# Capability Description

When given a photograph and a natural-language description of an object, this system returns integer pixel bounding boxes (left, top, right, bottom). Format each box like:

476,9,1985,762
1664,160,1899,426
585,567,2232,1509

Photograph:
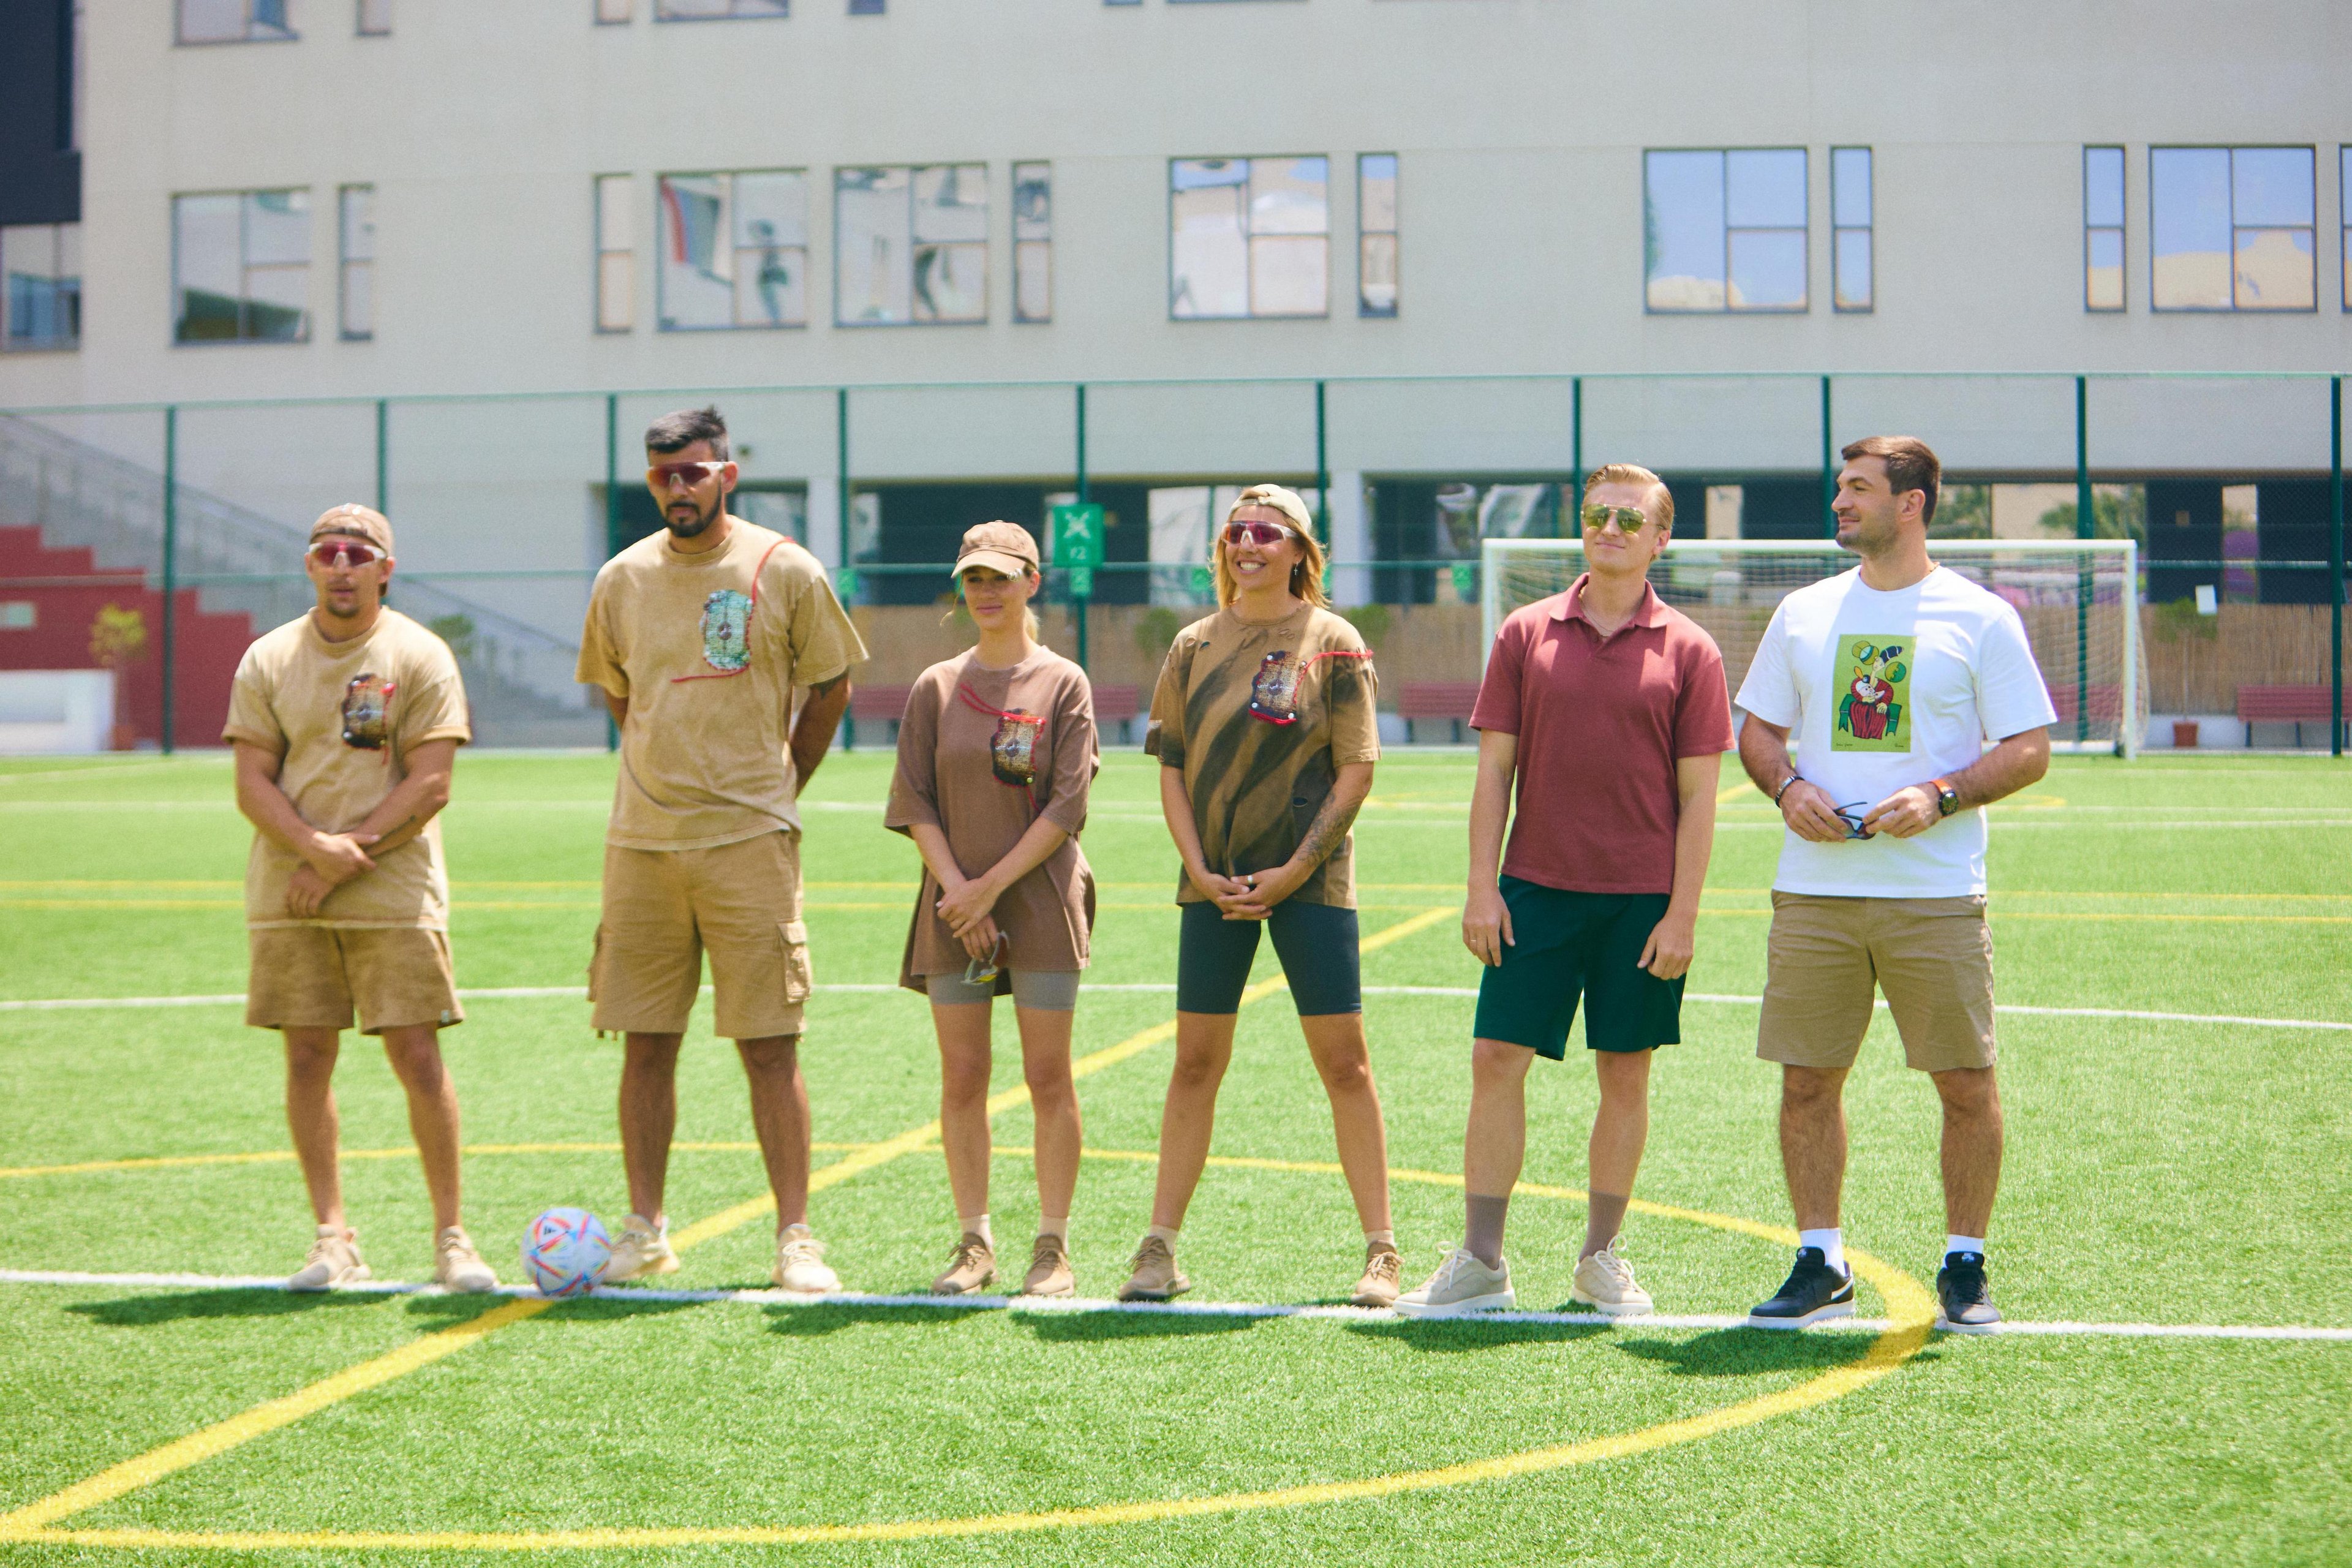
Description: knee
737,1035,800,1082
1934,1068,2000,1118
1781,1068,1844,1114
940,1057,992,1108
1023,1058,1076,1109
383,1038,447,1091
284,1035,337,1084
1315,1047,1373,1095
1168,1044,1228,1093
624,1035,684,1076
1594,1050,1653,1106
1470,1037,1530,1090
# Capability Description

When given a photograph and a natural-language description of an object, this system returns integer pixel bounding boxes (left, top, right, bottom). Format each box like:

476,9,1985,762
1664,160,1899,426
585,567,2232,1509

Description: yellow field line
0,907,1458,1543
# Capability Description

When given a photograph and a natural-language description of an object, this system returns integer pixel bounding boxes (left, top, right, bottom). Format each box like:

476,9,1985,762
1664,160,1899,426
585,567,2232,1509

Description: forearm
1159,764,1213,878
1944,730,2050,809
905,822,970,888
1467,770,1512,886
790,677,850,791
1666,784,1717,921
1738,717,1796,797
1286,764,1372,876
978,816,1072,894
236,775,320,858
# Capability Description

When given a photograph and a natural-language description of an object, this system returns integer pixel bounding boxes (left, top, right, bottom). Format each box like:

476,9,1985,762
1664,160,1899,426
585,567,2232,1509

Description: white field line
2,987,2345,1033
0,1268,2343,1343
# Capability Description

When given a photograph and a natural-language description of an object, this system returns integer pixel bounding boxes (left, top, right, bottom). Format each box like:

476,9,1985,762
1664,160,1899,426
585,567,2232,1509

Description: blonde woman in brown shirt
886,523,1100,1298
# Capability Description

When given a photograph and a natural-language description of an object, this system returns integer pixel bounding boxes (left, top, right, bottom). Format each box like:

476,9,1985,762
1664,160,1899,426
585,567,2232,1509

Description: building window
1013,162,1051,323
2084,146,2125,312
1830,146,1871,312
595,0,632,20
1358,153,1398,317
848,0,884,10
1643,148,1807,313
2340,147,2350,311
176,0,296,43
1169,156,1329,320
356,0,391,34
338,186,375,340
658,171,808,330
173,190,311,344
595,175,633,331
835,165,987,326
2150,146,2315,312
1,224,81,352
655,0,788,17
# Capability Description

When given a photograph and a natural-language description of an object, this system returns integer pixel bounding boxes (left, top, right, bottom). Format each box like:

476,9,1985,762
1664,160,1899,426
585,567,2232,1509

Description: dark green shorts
1472,876,1684,1059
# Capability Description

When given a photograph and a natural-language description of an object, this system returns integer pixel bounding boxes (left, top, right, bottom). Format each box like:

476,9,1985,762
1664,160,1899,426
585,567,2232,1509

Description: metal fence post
374,399,389,516
1314,379,1329,536
159,405,179,756
1569,376,1584,518
1073,382,1090,673
2332,375,2345,756
603,392,620,753
837,386,854,751
1819,374,1835,538
2075,374,2093,745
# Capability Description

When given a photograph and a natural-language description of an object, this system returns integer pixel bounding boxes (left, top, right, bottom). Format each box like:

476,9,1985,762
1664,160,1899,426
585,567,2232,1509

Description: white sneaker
602,1212,679,1283
288,1224,370,1292
1393,1246,1514,1317
1570,1238,1654,1315
774,1224,839,1294
434,1226,499,1294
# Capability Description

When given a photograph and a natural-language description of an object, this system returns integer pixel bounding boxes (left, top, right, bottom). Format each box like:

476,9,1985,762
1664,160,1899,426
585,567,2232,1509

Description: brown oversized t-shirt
222,608,472,930
885,648,1099,990
1144,603,1379,909
1470,575,1735,895
576,520,868,850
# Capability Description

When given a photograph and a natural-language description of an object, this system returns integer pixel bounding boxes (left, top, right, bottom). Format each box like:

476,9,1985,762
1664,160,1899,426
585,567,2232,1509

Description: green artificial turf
0,748,2346,1565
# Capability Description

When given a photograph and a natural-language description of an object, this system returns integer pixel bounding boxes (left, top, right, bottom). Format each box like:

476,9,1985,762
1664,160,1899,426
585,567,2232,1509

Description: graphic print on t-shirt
699,589,752,673
1247,650,1306,724
341,672,394,750
1833,635,1911,752
989,708,1043,790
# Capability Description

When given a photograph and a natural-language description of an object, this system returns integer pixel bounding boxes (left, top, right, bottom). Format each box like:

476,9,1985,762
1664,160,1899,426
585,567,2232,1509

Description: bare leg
619,1031,682,1224
284,1029,344,1229
1016,1005,1081,1223
932,1001,995,1223
1464,1038,1533,1199
1583,1048,1652,1257
1780,1064,1851,1231
737,1035,813,1231
1301,1012,1391,1235
380,1025,463,1231
1931,1065,2003,1237
1148,1012,1235,1230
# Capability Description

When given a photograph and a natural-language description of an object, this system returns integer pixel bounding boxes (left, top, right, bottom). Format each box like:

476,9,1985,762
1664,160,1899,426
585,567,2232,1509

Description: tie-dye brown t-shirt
1144,603,1380,908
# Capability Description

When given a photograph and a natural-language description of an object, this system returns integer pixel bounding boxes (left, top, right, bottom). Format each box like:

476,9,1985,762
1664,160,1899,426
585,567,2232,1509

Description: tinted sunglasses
307,539,385,570
1832,802,1877,840
1222,519,1298,547
964,930,1009,987
647,460,730,489
1581,503,1653,535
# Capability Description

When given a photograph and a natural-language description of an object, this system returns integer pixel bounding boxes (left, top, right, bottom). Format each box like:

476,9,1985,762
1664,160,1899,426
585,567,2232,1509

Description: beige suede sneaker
774,1224,840,1294
1117,1234,1190,1302
1570,1238,1654,1316
434,1226,499,1294
1021,1234,1075,1298
931,1233,997,1295
1394,1246,1515,1317
1351,1240,1404,1308
602,1213,679,1283
288,1224,369,1292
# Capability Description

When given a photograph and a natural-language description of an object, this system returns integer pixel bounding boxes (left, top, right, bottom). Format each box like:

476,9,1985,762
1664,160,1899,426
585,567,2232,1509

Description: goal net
1480,538,2147,757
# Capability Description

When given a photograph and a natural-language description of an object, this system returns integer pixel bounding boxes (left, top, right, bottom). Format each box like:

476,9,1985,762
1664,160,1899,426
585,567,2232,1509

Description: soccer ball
521,1208,611,1298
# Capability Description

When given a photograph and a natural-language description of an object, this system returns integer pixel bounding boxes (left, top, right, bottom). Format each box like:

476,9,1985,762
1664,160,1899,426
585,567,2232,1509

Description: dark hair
1841,435,1940,526
645,405,729,460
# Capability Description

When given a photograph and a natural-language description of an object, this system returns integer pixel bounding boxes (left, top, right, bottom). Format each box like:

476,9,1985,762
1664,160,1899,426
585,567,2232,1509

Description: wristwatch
1932,778,1959,818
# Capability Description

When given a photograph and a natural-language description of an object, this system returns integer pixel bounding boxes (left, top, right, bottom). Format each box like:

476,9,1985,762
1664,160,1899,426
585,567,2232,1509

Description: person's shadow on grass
1341,1318,1613,1354
67,1289,385,1325
1611,1327,1877,1377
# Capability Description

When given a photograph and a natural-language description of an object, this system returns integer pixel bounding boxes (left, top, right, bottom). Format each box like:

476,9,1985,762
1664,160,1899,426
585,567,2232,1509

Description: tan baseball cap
951,519,1039,578
309,503,393,555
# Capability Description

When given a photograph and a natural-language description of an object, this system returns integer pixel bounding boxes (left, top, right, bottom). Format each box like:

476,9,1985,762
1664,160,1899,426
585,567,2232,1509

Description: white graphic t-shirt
1736,565,2057,898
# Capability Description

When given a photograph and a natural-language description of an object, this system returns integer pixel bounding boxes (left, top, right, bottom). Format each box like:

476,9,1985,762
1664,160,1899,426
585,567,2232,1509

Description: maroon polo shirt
1470,575,1735,895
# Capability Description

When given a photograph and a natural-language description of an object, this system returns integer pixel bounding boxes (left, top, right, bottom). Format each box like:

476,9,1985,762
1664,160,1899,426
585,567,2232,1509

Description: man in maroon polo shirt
1397,464,1734,1317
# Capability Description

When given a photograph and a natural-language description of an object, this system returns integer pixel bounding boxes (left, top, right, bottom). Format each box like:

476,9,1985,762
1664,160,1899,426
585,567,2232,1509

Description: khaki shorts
1757,892,1996,1074
246,926,464,1036
590,830,812,1039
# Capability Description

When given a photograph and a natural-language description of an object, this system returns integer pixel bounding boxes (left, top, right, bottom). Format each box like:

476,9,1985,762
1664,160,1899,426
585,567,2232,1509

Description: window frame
595,0,633,22
1641,146,1810,315
1166,154,1332,322
2148,143,2318,314
651,0,790,20
0,223,82,353
655,168,812,333
1012,160,1052,325
337,184,374,341
170,188,313,346
2082,145,2127,313
594,173,635,333
175,0,298,45
1829,145,1871,314
832,163,990,328
2340,146,2350,313
1357,151,1398,318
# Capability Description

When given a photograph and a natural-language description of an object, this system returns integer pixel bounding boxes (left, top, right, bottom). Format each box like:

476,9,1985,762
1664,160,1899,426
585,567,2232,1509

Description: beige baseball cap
309,503,393,555
952,519,1040,578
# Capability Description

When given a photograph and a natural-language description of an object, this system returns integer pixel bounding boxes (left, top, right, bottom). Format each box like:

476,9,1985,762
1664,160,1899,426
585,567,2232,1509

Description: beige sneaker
434,1226,499,1294
774,1224,840,1294
602,1213,678,1283
1570,1238,1654,1315
931,1233,997,1295
1351,1240,1404,1308
1117,1234,1189,1302
1022,1234,1075,1298
288,1224,369,1292
1393,1246,1514,1317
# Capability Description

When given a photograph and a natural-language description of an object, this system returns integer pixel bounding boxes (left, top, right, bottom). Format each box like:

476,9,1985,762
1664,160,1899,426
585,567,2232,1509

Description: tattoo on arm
1293,792,1363,872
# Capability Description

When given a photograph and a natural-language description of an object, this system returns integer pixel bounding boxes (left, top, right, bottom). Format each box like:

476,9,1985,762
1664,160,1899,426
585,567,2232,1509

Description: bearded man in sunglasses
575,405,867,1293
226,504,497,1295
1736,435,2054,1334
1400,466,1733,1318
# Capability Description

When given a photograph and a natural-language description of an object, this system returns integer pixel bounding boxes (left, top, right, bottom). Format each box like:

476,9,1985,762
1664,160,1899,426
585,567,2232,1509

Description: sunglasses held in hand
964,930,1009,987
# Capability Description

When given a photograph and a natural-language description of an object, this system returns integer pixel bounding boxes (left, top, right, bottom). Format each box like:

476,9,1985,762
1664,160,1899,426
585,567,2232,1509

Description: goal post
1480,537,2147,758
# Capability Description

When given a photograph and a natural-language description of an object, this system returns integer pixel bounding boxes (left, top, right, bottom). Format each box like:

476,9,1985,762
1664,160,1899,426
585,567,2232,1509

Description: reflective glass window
178,0,295,41
658,170,808,330
595,174,633,331
2083,146,2125,311
2342,148,2351,311
356,0,391,34
1358,153,1398,318
1169,156,1328,320
655,0,787,17
1830,146,1871,312
1644,148,1806,312
2152,146,2314,311
338,185,374,340
1,224,81,352
835,164,987,326
174,190,311,343
1013,161,1052,323
596,0,633,20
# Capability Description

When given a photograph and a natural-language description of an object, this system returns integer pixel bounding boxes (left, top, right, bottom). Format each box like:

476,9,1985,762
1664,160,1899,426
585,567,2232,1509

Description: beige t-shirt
576,520,868,851
1144,603,1380,909
222,608,472,930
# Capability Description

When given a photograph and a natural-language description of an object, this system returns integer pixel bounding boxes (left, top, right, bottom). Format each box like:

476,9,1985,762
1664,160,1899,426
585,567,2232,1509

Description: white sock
1365,1229,1396,1248
960,1213,993,1248
1038,1215,1068,1242
1798,1228,1846,1274
1145,1223,1180,1249
1947,1234,1986,1259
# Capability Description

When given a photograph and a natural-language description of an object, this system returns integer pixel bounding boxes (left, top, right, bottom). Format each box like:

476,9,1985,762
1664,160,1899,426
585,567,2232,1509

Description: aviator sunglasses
307,539,385,570
1222,519,1298,548
647,459,731,489
1581,503,1654,535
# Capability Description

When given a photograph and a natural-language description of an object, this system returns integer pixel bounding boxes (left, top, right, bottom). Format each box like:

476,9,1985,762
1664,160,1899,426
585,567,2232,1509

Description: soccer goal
1480,537,2147,758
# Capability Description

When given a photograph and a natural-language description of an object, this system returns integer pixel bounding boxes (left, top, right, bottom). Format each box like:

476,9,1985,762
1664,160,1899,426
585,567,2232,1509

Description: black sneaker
1746,1246,1855,1329
1936,1251,2002,1333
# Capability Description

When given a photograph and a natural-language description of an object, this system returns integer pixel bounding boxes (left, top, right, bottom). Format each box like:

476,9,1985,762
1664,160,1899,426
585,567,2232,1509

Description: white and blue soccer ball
522,1208,612,1298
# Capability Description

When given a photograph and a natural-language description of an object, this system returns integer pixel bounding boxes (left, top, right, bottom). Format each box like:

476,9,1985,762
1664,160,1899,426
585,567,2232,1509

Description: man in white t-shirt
1734,436,2056,1333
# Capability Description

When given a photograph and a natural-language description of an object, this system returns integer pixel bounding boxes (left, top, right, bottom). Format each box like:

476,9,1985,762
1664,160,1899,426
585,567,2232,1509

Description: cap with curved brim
951,550,1035,578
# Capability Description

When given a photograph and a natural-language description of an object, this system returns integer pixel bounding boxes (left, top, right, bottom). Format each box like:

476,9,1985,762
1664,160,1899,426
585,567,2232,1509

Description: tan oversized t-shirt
576,520,868,851
885,648,1099,990
1144,603,1379,909
222,608,472,930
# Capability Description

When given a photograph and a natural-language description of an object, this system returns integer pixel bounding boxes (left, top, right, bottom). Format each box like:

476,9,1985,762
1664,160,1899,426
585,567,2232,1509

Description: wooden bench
2236,684,2348,747
1396,681,1482,745
842,682,912,749
1090,682,1140,746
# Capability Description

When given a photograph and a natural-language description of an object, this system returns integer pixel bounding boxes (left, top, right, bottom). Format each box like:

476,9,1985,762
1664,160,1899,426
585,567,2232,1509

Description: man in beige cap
578,405,868,1292
225,503,498,1295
